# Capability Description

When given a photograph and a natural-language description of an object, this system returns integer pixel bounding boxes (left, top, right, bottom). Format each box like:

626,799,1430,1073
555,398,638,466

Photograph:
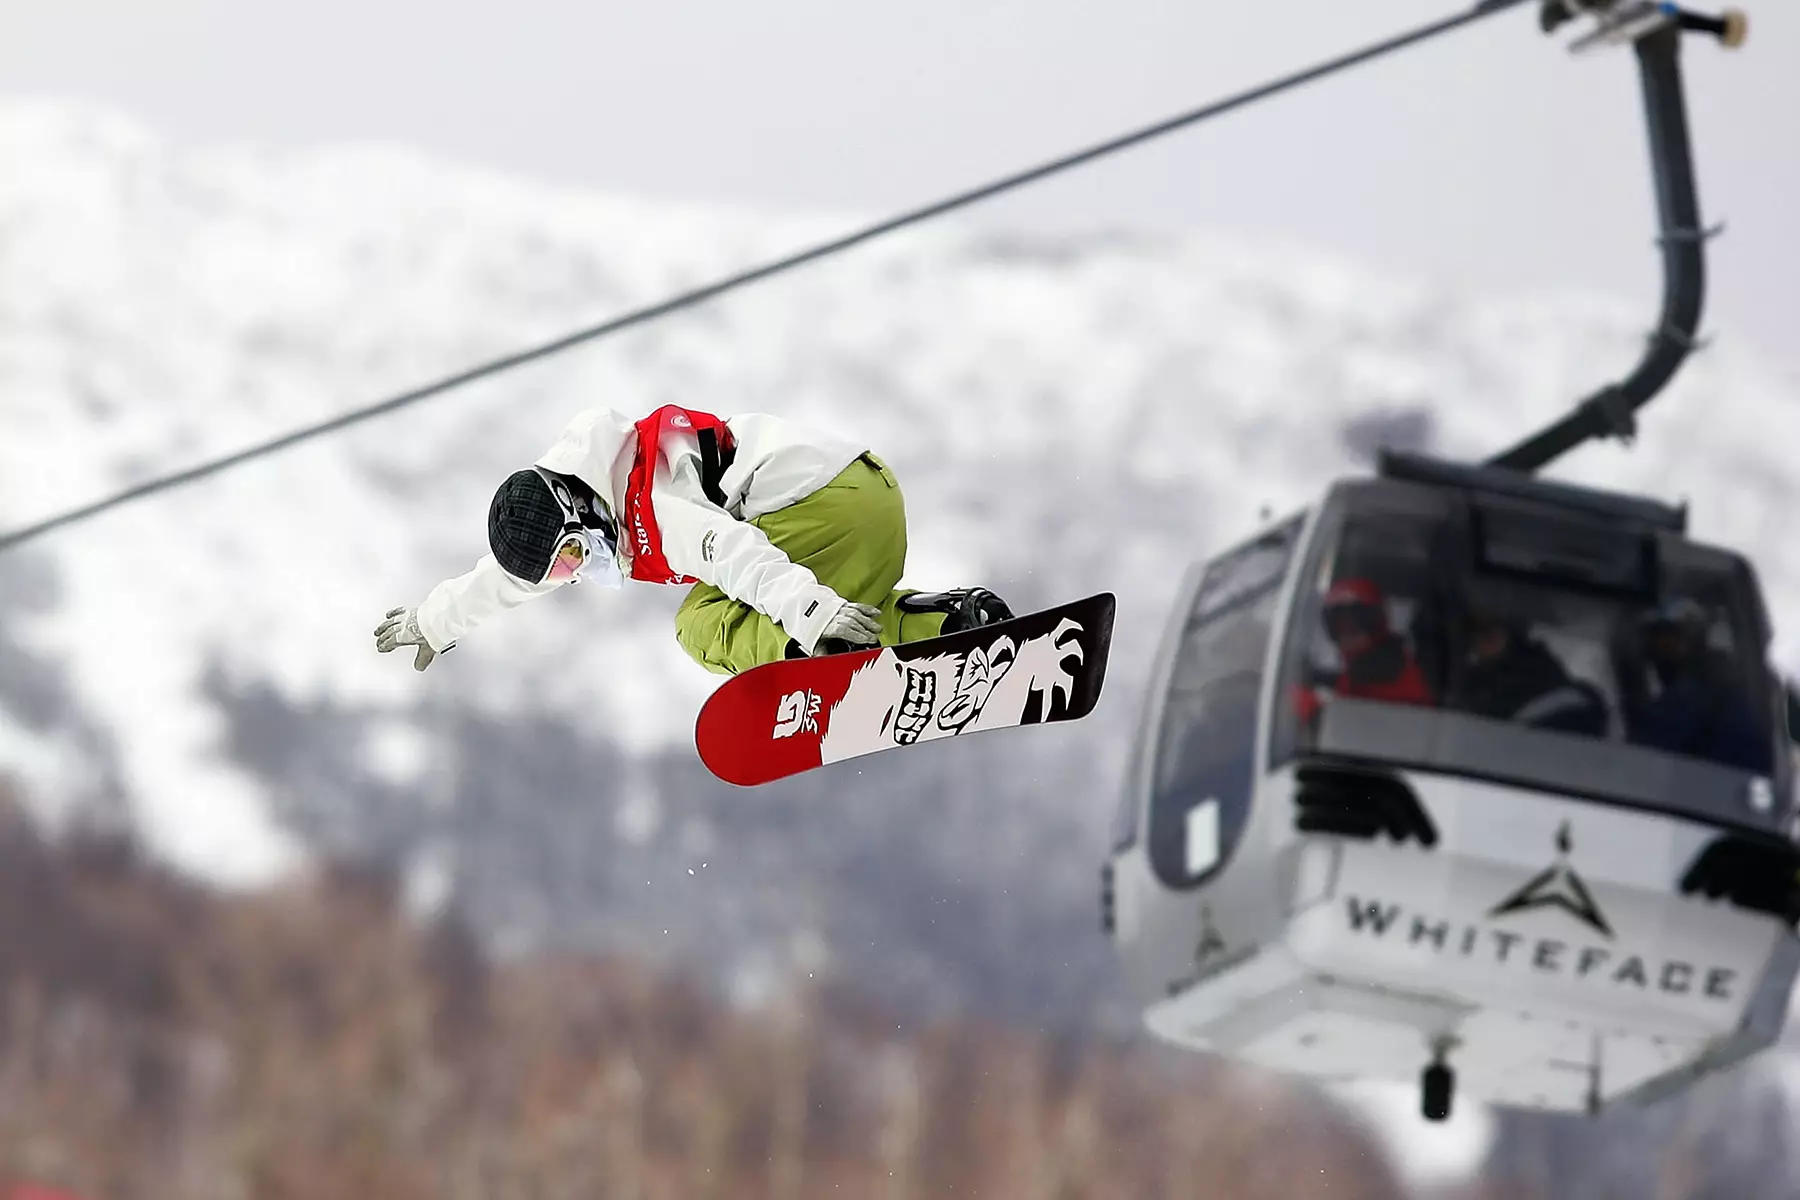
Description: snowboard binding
897,587,1016,635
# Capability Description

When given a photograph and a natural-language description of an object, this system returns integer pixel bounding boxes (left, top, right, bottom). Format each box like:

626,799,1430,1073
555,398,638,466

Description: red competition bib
623,405,736,584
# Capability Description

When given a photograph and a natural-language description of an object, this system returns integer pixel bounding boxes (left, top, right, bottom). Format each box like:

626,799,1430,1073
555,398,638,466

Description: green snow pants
673,452,949,675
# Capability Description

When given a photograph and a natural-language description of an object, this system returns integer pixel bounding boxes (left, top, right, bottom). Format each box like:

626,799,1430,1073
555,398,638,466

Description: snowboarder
374,404,1013,675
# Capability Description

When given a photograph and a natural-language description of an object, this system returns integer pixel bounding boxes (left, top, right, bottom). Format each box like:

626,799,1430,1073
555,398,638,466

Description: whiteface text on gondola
1342,897,1739,1003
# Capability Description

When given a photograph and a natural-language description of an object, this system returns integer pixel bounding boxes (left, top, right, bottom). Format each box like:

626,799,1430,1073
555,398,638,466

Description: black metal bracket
1581,385,1639,443
1487,16,1724,473
1655,220,1725,247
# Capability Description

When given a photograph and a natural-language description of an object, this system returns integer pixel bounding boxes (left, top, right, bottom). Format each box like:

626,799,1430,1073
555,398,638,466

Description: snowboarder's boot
897,587,1015,635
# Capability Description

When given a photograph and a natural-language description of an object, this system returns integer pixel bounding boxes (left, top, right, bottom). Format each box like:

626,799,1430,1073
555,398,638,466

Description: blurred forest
0,778,1770,1200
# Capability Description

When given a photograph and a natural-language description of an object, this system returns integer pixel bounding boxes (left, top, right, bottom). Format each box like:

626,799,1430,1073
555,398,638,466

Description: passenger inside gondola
1444,603,1611,737
1284,496,1449,729
1319,577,1434,705
1277,485,1783,786
1626,596,1769,773
1292,575,1435,726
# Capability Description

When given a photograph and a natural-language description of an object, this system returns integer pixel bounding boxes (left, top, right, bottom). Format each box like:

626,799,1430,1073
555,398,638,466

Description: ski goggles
533,467,617,585
545,530,593,583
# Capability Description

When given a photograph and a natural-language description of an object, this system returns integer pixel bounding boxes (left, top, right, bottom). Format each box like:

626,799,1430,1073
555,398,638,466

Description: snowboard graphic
695,592,1116,786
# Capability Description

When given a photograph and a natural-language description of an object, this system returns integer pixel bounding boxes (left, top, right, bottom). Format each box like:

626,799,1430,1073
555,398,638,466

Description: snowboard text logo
774,689,822,739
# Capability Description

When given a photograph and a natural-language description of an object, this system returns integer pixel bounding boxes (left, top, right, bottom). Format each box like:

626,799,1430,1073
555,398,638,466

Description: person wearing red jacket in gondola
1292,577,1434,726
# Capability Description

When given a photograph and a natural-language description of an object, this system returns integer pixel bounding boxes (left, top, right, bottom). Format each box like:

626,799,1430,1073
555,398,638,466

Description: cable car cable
0,0,1534,555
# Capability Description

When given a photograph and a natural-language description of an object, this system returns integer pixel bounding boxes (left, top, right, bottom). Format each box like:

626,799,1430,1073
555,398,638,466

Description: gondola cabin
1104,450,1800,1119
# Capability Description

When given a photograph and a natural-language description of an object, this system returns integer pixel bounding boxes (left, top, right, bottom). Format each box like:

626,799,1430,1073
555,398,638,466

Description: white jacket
415,408,867,656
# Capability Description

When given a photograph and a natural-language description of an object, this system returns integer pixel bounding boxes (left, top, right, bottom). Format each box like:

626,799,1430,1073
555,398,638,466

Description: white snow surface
6,98,1800,1185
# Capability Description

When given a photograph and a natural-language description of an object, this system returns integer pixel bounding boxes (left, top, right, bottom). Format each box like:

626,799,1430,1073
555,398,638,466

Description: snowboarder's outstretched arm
418,553,565,650
376,554,565,670
654,445,859,656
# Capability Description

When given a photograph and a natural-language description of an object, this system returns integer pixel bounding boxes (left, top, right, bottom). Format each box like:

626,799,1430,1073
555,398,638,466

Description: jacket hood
531,407,641,571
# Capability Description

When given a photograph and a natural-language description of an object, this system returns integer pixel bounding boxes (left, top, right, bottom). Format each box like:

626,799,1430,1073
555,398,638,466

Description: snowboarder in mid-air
374,404,1013,675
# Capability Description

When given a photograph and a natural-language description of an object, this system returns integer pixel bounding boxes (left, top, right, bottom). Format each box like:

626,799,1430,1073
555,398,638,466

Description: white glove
813,600,882,654
374,606,438,671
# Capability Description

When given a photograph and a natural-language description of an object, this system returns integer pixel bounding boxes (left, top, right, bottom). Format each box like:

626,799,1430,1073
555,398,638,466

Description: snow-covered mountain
7,99,1800,1189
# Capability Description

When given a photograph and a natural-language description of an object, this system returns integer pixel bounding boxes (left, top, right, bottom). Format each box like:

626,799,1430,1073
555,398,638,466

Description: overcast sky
7,0,1797,377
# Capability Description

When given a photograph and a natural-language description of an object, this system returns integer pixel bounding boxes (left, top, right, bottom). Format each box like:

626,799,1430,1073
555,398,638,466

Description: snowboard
695,592,1116,786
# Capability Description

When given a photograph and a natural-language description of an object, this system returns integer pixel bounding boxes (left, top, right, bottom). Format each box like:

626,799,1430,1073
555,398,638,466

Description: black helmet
487,469,573,582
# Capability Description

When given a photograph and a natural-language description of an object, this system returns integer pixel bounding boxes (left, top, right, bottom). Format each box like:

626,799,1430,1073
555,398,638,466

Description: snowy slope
8,102,1799,882
7,98,1800,1186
